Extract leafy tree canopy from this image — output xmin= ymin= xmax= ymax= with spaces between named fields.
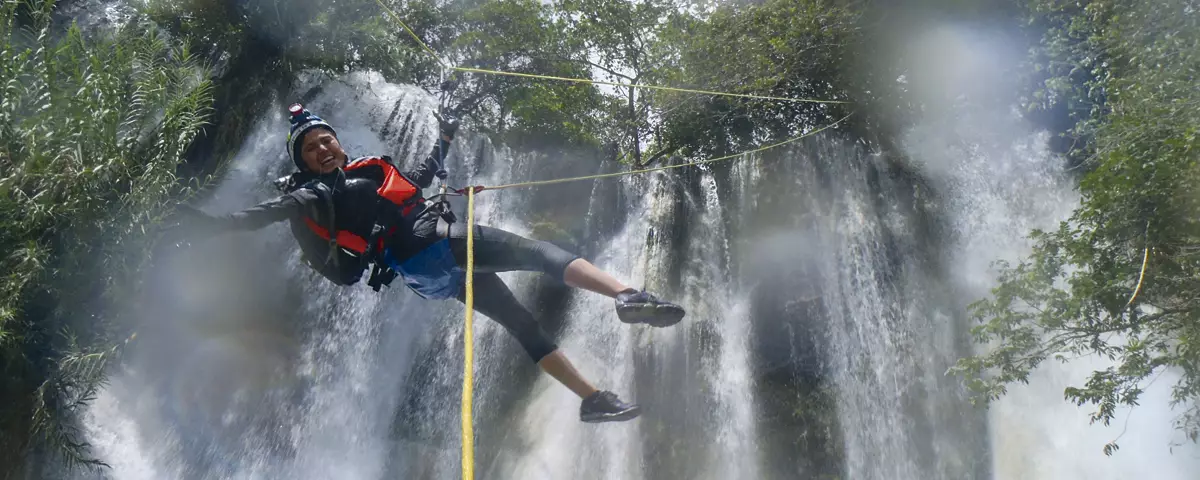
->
xmin=952 ymin=0 xmax=1200 ymax=455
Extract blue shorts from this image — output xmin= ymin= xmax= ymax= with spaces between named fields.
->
xmin=384 ymin=239 xmax=464 ymax=300
xmin=382 ymin=225 xmax=581 ymax=362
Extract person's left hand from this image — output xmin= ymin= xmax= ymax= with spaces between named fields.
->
xmin=156 ymin=205 xmax=212 ymax=249
xmin=436 ymin=112 xmax=459 ymax=140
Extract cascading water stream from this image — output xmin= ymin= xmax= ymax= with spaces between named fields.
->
xmin=892 ymin=23 xmax=1200 ymax=480
xmin=71 ymin=57 xmax=1200 ymax=480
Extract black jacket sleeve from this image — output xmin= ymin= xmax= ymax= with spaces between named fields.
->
xmin=197 ymin=192 xmax=311 ymax=233
xmin=403 ymin=138 xmax=453 ymax=189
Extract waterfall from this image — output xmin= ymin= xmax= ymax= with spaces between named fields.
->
xmin=894 ymin=23 xmax=1200 ymax=480
xmin=73 ymin=64 xmax=1200 ymax=480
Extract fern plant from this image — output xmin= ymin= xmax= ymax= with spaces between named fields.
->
xmin=0 ymin=0 xmax=213 ymax=473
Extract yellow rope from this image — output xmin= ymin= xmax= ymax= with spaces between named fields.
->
xmin=374 ymin=0 xmax=846 ymax=105
xmin=1123 ymin=246 xmax=1150 ymax=311
xmin=486 ymin=113 xmax=852 ymax=191
xmin=449 ymin=66 xmax=848 ymax=104
xmin=382 ymin=0 xmax=446 ymax=67
xmin=461 ymin=187 xmax=476 ymax=480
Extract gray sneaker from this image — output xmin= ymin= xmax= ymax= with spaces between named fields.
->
xmin=580 ymin=390 xmax=641 ymax=423
xmin=615 ymin=290 xmax=685 ymax=327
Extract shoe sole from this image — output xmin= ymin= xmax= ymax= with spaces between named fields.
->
xmin=581 ymin=405 xmax=642 ymax=423
xmin=617 ymin=304 xmax=685 ymax=327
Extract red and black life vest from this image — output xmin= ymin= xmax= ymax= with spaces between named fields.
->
xmin=283 ymin=156 xmax=423 ymax=286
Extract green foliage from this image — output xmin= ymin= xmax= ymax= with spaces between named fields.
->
xmin=550 ymin=0 xmax=684 ymax=164
xmin=654 ymin=0 xmax=858 ymax=160
xmin=135 ymin=0 xmax=450 ymax=176
xmin=441 ymin=0 xmax=607 ymax=147
xmin=1017 ymin=0 xmax=1118 ymax=163
xmin=952 ymin=0 xmax=1200 ymax=453
xmin=0 ymin=0 xmax=212 ymax=472
xmin=139 ymin=0 xmax=864 ymax=159
xmin=141 ymin=0 xmax=609 ymax=149
xmin=138 ymin=0 xmax=435 ymax=79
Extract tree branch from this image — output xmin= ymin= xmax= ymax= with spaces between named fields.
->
xmin=546 ymin=53 xmax=632 ymax=82
xmin=449 ymin=87 xmax=495 ymax=118
xmin=638 ymin=142 xmax=681 ymax=168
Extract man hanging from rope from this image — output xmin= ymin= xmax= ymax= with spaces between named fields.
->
xmin=165 ymin=104 xmax=685 ymax=423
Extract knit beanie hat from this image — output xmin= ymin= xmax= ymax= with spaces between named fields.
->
xmin=286 ymin=103 xmax=337 ymax=171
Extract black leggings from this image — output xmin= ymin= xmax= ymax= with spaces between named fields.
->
xmin=445 ymin=224 xmax=580 ymax=363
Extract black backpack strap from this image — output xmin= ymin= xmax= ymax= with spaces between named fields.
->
xmin=298 ymin=177 xmax=342 ymax=268
xmin=311 ymin=183 xmax=338 ymax=267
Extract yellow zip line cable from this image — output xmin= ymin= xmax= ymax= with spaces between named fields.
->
xmin=374 ymin=0 xmax=847 ymax=105
xmin=479 ymin=112 xmax=852 ymax=191
xmin=1120 ymin=222 xmax=1152 ymax=313
xmin=449 ymin=66 xmax=848 ymax=104
xmin=383 ymin=0 xmax=447 ymax=67
xmin=1123 ymin=246 xmax=1150 ymax=310
xmin=461 ymin=186 xmax=477 ymax=480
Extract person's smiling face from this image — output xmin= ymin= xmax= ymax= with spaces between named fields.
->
xmin=300 ymin=128 xmax=346 ymax=174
